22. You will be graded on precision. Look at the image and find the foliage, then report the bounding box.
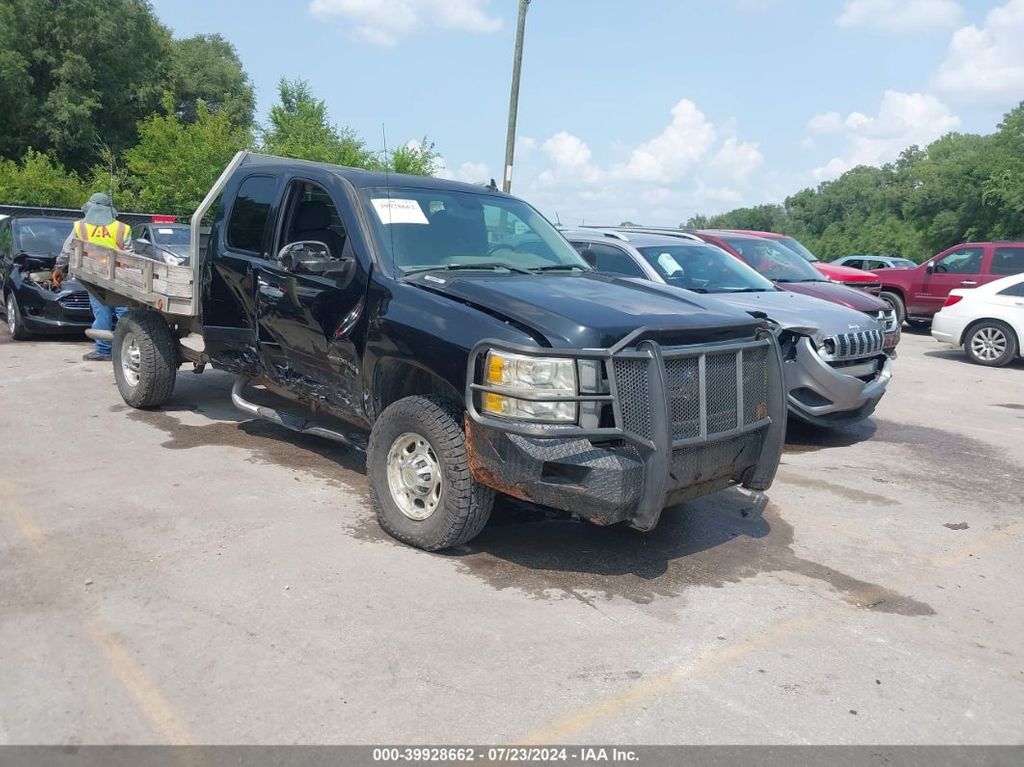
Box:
[388,138,440,177]
[169,34,256,130]
[0,149,87,207]
[0,0,172,171]
[690,102,1024,261]
[125,97,253,215]
[261,79,376,168]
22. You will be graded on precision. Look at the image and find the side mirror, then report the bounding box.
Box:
[277,240,351,278]
[925,262,935,274]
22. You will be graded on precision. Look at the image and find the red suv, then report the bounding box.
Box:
[874,242,1024,325]
[720,230,881,293]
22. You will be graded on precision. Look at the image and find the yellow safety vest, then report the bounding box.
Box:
[74,219,131,250]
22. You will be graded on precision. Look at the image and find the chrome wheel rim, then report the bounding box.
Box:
[120,332,141,386]
[386,432,442,521]
[970,327,1007,361]
[6,296,17,335]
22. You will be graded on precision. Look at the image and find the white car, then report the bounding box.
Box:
[931,273,1024,366]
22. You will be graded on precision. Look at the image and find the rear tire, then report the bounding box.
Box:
[880,291,905,326]
[5,292,32,341]
[112,309,179,408]
[964,321,1018,367]
[367,395,494,551]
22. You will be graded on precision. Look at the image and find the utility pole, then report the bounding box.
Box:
[502,0,530,193]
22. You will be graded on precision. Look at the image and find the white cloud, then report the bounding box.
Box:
[613,100,718,182]
[504,99,766,226]
[309,0,502,46]
[433,156,492,184]
[811,90,960,180]
[836,0,963,32]
[934,0,1024,105]
[807,111,844,134]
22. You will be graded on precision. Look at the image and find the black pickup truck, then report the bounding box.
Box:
[70,152,786,550]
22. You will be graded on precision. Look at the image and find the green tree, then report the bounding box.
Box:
[125,97,253,215]
[261,79,375,167]
[0,149,87,207]
[388,138,439,176]
[169,34,255,129]
[0,0,172,170]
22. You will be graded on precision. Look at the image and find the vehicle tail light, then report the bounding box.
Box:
[943,295,963,308]
[151,214,177,223]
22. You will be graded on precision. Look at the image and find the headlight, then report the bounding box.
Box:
[481,350,577,422]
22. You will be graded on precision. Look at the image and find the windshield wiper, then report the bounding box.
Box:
[406,262,532,275]
[724,287,771,293]
[529,264,588,273]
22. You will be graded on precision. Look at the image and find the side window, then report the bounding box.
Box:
[933,247,983,275]
[991,247,1024,276]
[227,175,277,255]
[845,259,863,270]
[997,282,1024,297]
[587,243,646,278]
[278,180,347,260]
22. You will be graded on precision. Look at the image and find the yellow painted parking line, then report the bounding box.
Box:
[518,513,1024,744]
[0,478,194,745]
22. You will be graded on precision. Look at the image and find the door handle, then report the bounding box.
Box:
[960,280,977,286]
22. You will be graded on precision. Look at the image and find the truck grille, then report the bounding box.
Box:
[58,291,92,311]
[826,329,884,360]
[613,341,770,445]
[849,281,882,294]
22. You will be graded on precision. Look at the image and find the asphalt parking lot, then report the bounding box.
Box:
[1,325,1022,745]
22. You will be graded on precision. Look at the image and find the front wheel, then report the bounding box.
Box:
[367,396,494,551]
[112,310,179,408]
[5,293,32,341]
[880,291,905,326]
[964,321,1018,367]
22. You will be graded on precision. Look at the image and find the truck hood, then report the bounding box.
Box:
[815,262,878,282]
[405,271,761,348]
[710,290,883,336]
[778,280,888,313]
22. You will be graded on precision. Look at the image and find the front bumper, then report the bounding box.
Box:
[786,337,892,427]
[464,330,787,531]
[14,284,93,333]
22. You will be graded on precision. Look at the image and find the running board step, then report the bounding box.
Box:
[85,329,114,341]
[230,377,366,452]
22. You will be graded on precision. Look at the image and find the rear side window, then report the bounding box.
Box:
[991,247,1024,276]
[227,176,276,254]
[583,243,646,278]
[998,281,1024,297]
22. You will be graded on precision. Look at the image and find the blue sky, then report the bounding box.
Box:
[150,0,1023,225]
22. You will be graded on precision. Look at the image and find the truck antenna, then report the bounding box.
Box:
[382,123,396,261]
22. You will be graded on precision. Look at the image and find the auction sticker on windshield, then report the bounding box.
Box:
[371,198,428,225]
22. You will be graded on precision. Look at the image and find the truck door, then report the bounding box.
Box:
[254,177,368,413]
[913,245,986,315]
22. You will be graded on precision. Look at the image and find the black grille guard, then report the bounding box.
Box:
[465,325,788,526]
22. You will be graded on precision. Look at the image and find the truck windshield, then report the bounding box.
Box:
[151,226,190,247]
[637,244,776,293]
[361,187,589,275]
[720,236,827,283]
[776,236,818,263]
[15,218,74,258]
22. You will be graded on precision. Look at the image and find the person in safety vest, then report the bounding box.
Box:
[56,193,133,361]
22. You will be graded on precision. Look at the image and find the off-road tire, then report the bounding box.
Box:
[880,291,906,326]
[112,309,179,408]
[5,292,32,341]
[367,396,494,551]
[964,320,1018,367]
